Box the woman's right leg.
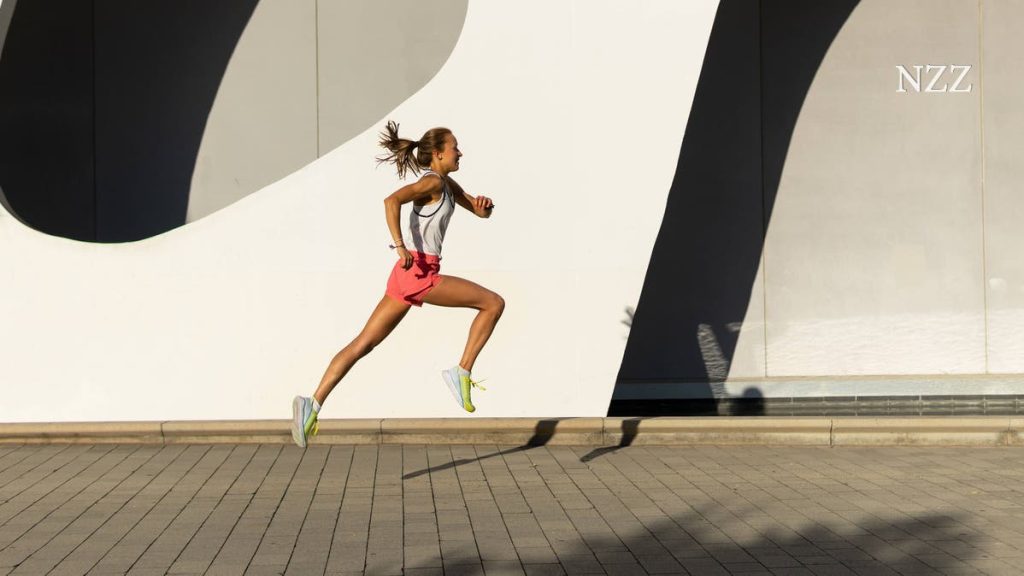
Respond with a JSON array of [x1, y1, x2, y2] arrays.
[[312, 295, 411, 406], [420, 275, 505, 373]]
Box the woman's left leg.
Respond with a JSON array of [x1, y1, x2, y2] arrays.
[[312, 295, 411, 406], [420, 275, 505, 371]]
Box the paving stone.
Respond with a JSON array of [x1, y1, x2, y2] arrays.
[[523, 565, 567, 576], [405, 569, 444, 576], [482, 560, 527, 576], [515, 546, 559, 564], [445, 563, 486, 576], [0, 444, 1019, 574]]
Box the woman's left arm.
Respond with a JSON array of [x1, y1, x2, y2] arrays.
[[448, 177, 494, 219]]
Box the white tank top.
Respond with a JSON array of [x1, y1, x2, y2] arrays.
[[402, 170, 455, 256]]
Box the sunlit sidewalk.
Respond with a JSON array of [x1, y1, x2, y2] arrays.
[[0, 443, 1022, 575]]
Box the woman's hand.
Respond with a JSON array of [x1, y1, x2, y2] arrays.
[[396, 246, 413, 270], [474, 195, 494, 216]]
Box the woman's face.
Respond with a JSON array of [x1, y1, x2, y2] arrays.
[[437, 134, 462, 172]]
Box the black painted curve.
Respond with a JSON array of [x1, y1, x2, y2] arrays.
[[610, 0, 860, 416], [0, 0, 258, 242]]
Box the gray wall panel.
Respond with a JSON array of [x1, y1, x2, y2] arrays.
[[317, 0, 467, 154], [763, 0, 984, 376], [0, 0, 16, 58], [982, 0, 1024, 372], [185, 0, 317, 223]]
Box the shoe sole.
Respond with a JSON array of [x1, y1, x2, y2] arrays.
[[291, 396, 306, 448], [441, 369, 463, 410], [442, 369, 476, 413]]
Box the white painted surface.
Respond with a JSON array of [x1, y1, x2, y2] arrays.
[[0, 0, 718, 421]]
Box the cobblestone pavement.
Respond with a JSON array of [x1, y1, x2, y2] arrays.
[[0, 444, 1023, 575]]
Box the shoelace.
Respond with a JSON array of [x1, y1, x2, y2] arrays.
[[468, 377, 487, 391], [306, 411, 320, 437]]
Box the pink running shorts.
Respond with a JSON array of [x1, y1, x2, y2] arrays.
[[385, 251, 443, 307]]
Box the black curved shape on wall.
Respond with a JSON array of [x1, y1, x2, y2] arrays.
[[610, 0, 860, 416], [0, 0, 257, 242], [0, 0, 95, 239]]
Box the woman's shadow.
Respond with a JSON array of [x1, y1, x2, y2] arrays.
[[403, 417, 655, 479], [402, 419, 563, 479]]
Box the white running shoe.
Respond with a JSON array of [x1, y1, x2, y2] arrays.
[[441, 366, 464, 409], [441, 365, 485, 413], [291, 396, 319, 448]]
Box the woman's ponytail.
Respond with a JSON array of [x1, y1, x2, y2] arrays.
[[376, 120, 452, 179], [377, 120, 421, 179]]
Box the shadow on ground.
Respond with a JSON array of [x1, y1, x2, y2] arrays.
[[409, 479, 982, 574], [403, 419, 646, 479], [403, 420, 568, 480]]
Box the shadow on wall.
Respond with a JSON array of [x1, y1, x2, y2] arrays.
[[93, 0, 261, 243], [0, 0, 258, 242], [0, 0, 15, 222], [0, 0, 468, 243], [0, 183, 27, 226], [611, 0, 860, 416]]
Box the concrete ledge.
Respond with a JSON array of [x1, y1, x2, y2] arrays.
[[0, 421, 164, 444], [832, 417, 1015, 446], [310, 419, 382, 445], [2, 417, 1024, 446], [604, 417, 832, 445], [1010, 418, 1024, 445], [381, 418, 604, 445], [162, 420, 293, 445]]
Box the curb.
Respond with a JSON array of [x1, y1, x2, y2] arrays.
[[2, 417, 1023, 446]]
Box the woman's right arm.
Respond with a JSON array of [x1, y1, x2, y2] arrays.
[[383, 176, 442, 269]]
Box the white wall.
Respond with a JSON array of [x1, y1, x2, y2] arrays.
[[0, 0, 718, 421], [7, 0, 1024, 422]]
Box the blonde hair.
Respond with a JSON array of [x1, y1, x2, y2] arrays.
[[376, 120, 452, 179]]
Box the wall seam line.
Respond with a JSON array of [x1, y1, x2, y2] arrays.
[[978, 0, 989, 374], [314, 0, 320, 158], [92, 0, 98, 241], [759, 0, 769, 380]]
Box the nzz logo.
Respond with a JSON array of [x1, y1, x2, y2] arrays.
[[896, 65, 973, 93]]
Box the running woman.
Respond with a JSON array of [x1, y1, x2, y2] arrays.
[[291, 121, 504, 448]]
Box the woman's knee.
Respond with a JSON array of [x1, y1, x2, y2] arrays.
[[487, 292, 505, 315]]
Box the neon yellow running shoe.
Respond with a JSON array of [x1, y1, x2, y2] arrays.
[[441, 366, 486, 413], [291, 396, 319, 448]]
